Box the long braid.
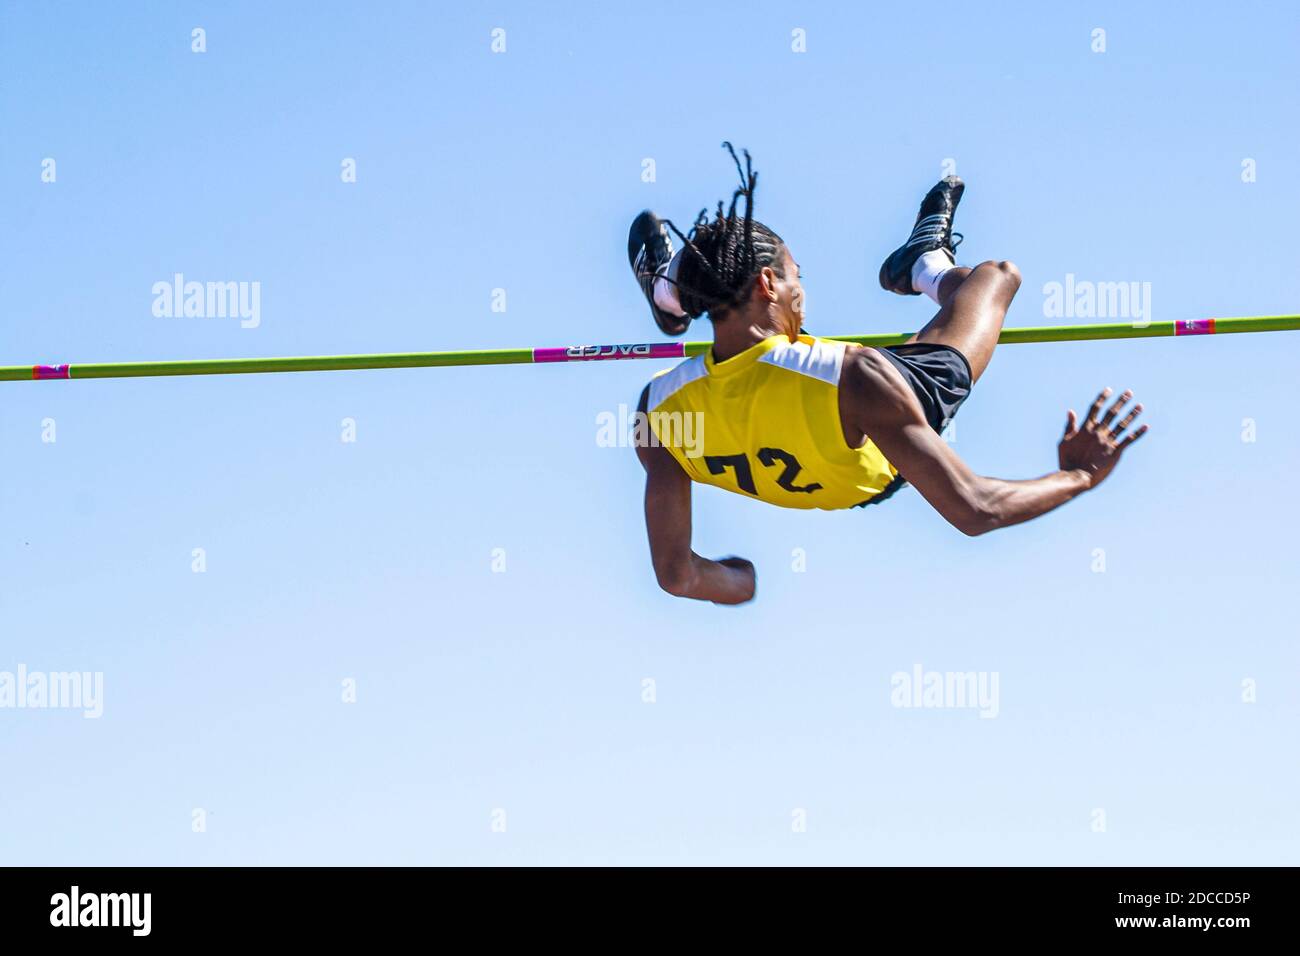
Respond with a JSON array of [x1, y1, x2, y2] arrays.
[[662, 143, 784, 321]]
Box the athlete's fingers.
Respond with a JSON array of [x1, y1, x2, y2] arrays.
[[1117, 424, 1149, 450], [1110, 404, 1143, 439], [1098, 390, 1133, 428], [1063, 409, 1078, 438], [1085, 388, 1112, 426]]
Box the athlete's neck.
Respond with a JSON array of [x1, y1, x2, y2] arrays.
[[709, 307, 799, 363]]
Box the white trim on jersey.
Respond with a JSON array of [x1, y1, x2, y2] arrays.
[[758, 338, 845, 385], [646, 355, 708, 410]]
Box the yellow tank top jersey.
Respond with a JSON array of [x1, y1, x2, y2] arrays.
[[643, 334, 897, 510]]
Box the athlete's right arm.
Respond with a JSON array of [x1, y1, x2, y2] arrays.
[[636, 386, 756, 604], [839, 346, 1130, 536]]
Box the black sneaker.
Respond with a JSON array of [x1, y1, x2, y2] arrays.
[[878, 176, 965, 296], [628, 210, 689, 336]]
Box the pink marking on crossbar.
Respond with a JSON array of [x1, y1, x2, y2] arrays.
[[533, 343, 686, 363], [33, 364, 71, 380], [1175, 318, 1216, 336]]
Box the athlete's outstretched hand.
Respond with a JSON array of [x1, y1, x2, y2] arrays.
[[1059, 388, 1148, 489]]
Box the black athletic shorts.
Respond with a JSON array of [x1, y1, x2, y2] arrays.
[[855, 343, 973, 507]]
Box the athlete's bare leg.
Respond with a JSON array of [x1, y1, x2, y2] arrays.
[[905, 260, 1020, 383]]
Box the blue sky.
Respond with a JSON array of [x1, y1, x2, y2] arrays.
[[1, 1, 1297, 865]]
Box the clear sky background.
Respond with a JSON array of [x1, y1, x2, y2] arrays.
[[1, 1, 1297, 865]]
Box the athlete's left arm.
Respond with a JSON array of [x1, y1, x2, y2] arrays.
[[839, 347, 1127, 535], [635, 386, 756, 605]]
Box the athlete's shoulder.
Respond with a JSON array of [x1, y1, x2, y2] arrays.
[[840, 344, 919, 423]]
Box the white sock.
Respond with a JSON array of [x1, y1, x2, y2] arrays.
[[652, 252, 686, 317], [911, 249, 956, 304]]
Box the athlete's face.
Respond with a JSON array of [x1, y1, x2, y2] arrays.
[[746, 246, 804, 337], [774, 247, 806, 335]]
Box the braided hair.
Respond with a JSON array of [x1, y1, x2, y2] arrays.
[[664, 143, 785, 322]]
